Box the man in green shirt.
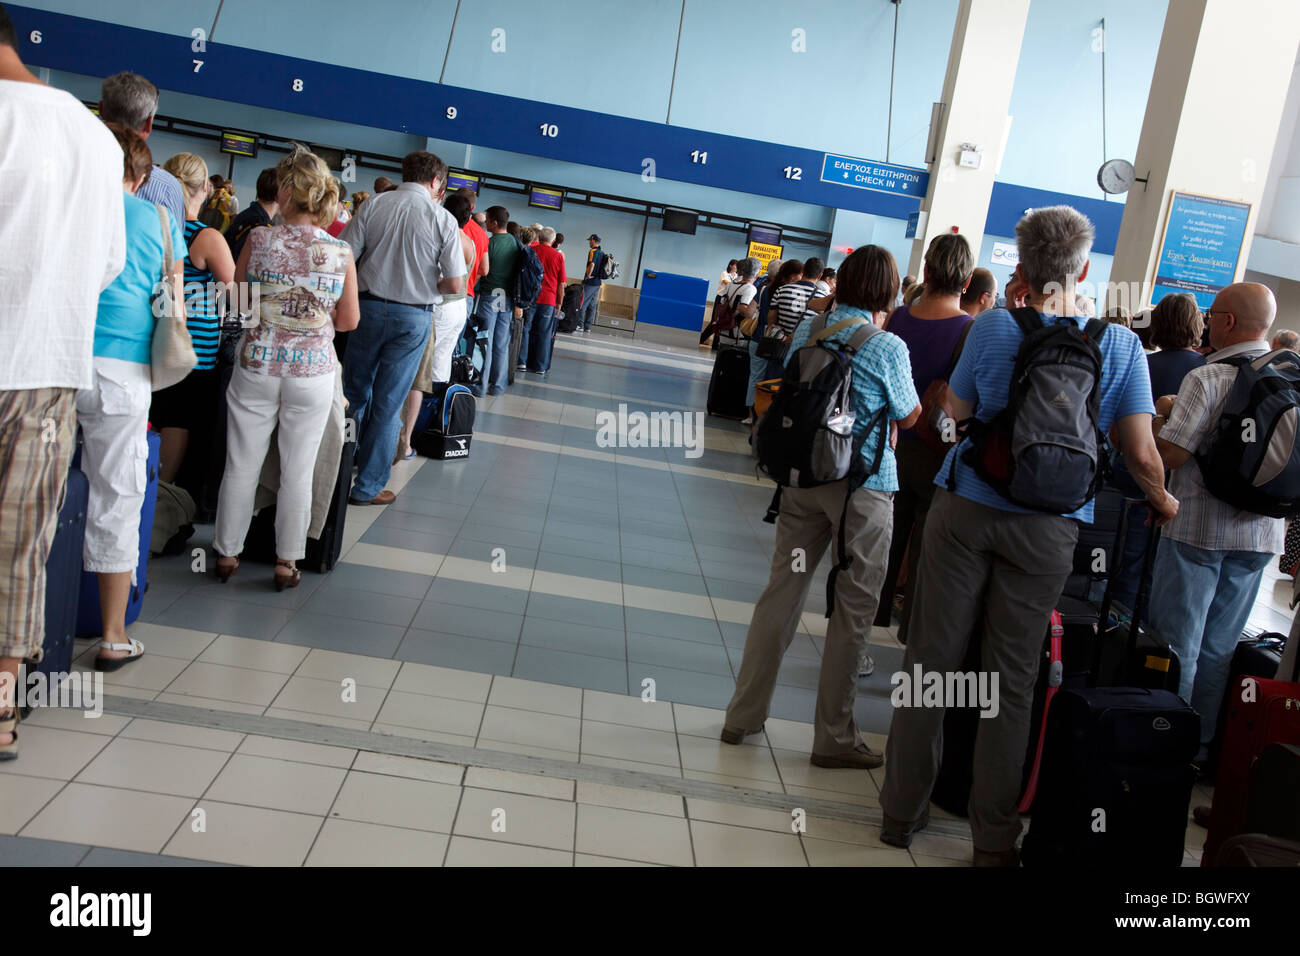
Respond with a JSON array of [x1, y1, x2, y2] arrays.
[[472, 205, 518, 396]]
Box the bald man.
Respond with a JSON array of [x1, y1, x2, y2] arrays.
[[1149, 282, 1285, 769], [1272, 328, 1299, 351]]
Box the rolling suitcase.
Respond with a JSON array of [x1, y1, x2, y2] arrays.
[[1243, 743, 1300, 843], [34, 465, 88, 683], [1092, 520, 1181, 692], [1022, 500, 1200, 867], [74, 429, 161, 638], [1203, 653, 1300, 866], [1215, 833, 1300, 866], [243, 436, 355, 574], [1020, 686, 1199, 867], [707, 344, 750, 419], [1205, 631, 1286, 776]]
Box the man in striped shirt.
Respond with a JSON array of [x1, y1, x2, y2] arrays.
[[769, 257, 824, 336]]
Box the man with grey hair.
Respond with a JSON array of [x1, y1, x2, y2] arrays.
[[1271, 328, 1299, 351], [700, 256, 761, 345], [878, 205, 1179, 866], [526, 226, 566, 374], [98, 71, 185, 230]]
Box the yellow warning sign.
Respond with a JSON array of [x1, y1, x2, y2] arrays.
[[747, 241, 784, 270]]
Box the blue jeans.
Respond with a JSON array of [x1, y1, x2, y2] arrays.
[[528, 304, 557, 371], [579, 284, 600, 331], [342, 298, 432, 501], [518, 304, 537, 371], [486, 299, 514, 395], [1146, 537, 1272, 750], [470, 294, 502, 397]]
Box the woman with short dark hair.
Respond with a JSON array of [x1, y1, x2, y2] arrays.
[[723, 245, 921, 769], [1148, 293, 1206, 400]]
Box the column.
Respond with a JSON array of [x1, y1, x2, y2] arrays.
[[907, 0, 1031, 276], [1108, 0, 1300, 311]]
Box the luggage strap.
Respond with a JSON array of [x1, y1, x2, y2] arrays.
[[1018, 609, 1063, 813]]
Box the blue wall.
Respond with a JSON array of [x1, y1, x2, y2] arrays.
[[23, 0, 1169, 302]]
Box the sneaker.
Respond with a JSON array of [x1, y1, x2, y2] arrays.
[[859, 655, 875, 678], [741, 416, 753, 425], [1192, 805, 1212, 828], [880, 809, 930, 848], [515, 363, 526, 371], [809, 742, 883, 770]]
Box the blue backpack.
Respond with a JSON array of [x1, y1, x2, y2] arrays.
[[513, 239, 545, 307]]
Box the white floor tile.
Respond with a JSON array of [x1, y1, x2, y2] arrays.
[[330, 770, 461, 832], [305, 818, 449, 867], [164, 800, 322, 866], [75, 736, 228, 797], [22, 782, 192, 853], [453, 787, 575, 851], [204, 753, 347, 815], [576, 803, 693, 866]]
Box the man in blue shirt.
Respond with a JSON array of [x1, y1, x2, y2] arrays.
[[723, 246, 920, 770], [98, 72, 185, 232], [878, 206, 1178, 866]]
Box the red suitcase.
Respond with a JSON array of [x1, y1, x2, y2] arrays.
[[1203, 654, 1300, 866]]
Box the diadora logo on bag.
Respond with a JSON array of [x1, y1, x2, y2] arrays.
[[445, 439, 469, 458]]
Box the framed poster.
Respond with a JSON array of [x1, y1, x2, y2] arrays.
[[1151, 192, 1252, 309]]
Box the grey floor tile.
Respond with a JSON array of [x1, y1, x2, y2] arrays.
[[80, 847, 235, 866], [385, 495, 472, 520], [619, 532, 697, 560], [373, 508, 467, 537], [154, 594, 296, 641], [705, 576, 768, 604], [621, 517, 692, 542], [359, 525, 456, 555], [423, 578, 529, 615], [520, 616, 626, 661], [543, 519, 620, 544], [513, 645, 630, 695], [395, 628, 518, 674], [525, 592, 625, 630], [540, 534, 622, 564], [767, 683, 820, 723], [456, 523, 544, 551], [622, 564, 709, 596], [624, 607, 723, 644], [627, 663, 736, 710], [0, 835, 90, 866], [412, 600, 523, 644], [274, 612, 406, 658], [535, 550, 623, 583], [628, 632, 733, 676], [302, 585, 422, 628], [326, 563, 434, 600], [620, 546, 703, 575]]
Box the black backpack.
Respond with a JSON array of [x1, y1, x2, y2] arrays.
[[951, 307, 1109, 514], [512, 239, 545, 307], [755, 314, 889, 617], [1196, 348, 1300, 517]]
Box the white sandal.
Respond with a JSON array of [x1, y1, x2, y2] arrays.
[[94, 638, 145, 672]]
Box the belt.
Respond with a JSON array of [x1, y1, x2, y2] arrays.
[[359, 291, 436, 311]]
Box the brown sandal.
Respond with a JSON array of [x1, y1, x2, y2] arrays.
[[274, 560, 301, 592]]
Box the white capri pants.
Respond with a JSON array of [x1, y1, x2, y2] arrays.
[[214, 365, 335, 562], [76, 356, 152, 576]]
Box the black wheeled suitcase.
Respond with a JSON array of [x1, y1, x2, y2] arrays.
[[243, 437, 355, 574], [36, 466, 88, 680], [707, 344, 750, 419], [1243, 743, 1300, 844], [1020, 686, 1199, 867]]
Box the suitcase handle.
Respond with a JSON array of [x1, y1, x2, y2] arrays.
[[1090, 496, 1163, 687]]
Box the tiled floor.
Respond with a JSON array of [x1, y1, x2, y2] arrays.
[[2, 331, 1271, 866]]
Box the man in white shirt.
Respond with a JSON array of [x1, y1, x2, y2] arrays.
[[1151, 282, 1285, 763], [339, 151, 466, 504], [0, 5, 125, 758]]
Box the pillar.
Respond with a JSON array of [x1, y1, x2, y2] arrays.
[[1108, 0, 1300, 312], [907, 0, 1031, 277]]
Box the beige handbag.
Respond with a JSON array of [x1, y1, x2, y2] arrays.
[[151, 206, 197, 391]]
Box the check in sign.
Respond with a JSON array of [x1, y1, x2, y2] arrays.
[[820, 153, 929, 197]]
